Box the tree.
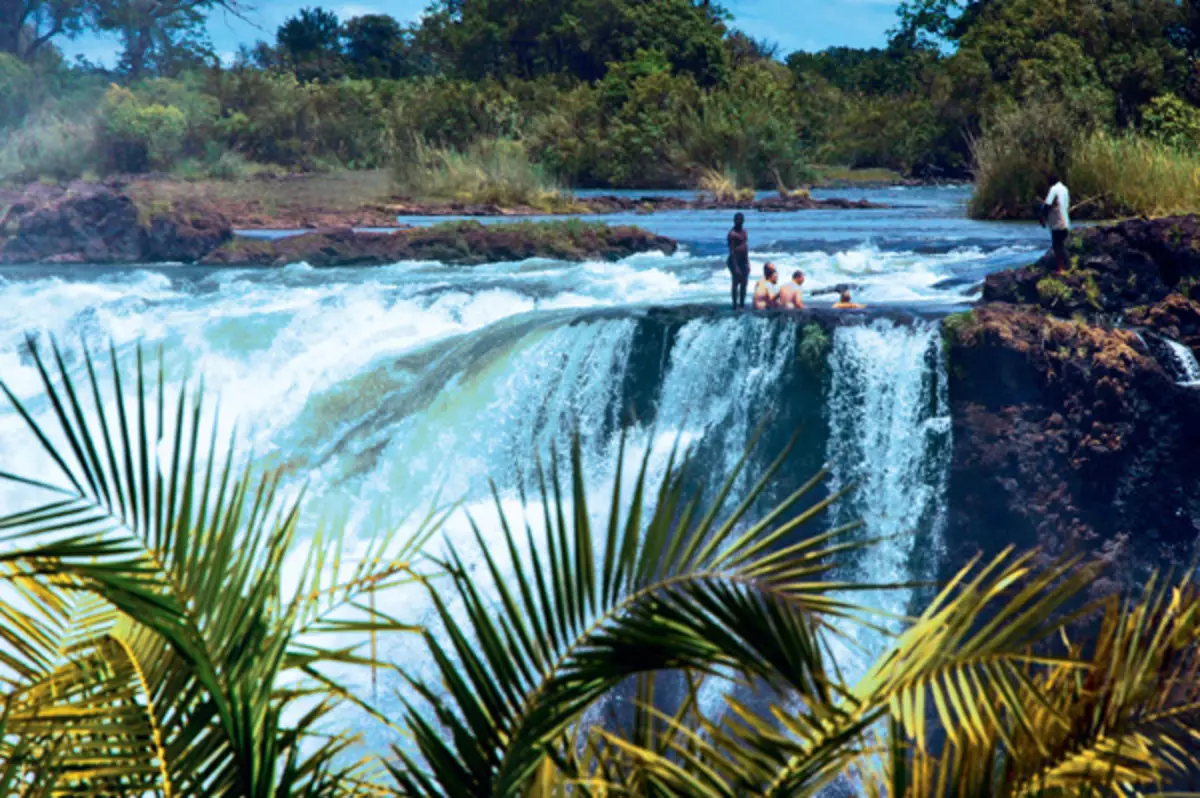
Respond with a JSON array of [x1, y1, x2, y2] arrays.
[[94, 0, 243, 78], [0, 0, 92, 62], [419, 0, 730, 85], [342, 13, 432, 79], [277, 6, 343, 81]]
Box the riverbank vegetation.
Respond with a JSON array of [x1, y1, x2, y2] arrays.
[[3, 341, 1200, 795], [5, 0, 1200, 215]]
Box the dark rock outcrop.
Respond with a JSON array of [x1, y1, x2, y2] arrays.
[[387, 193, 886, 217], [948, 218, 1200, 591], [0, 183, 234, 265], [200, 222, 678, 267], [0, 184, 146, 264], [144, 202, 233, 263]]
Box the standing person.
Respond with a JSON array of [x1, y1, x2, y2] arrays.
[[753, 263, 779, 309], [1040, 173, 1071, 272], [776, 270, 806, 309], [727, 212, 750, 310]]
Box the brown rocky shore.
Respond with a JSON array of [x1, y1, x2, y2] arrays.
[[386, 192, 885, 217], [943, 216, 1200, 594], [0, 183, 676, 266]]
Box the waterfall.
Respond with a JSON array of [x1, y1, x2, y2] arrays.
[[1164, 338, 1200, 387], [824, 319, 952, 678]]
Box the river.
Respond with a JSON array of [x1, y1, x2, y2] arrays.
[[0, 185, 1047, 752]]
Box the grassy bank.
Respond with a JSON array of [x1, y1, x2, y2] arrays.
[[969, 107, 1200, 220]]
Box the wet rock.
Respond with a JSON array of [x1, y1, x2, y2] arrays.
[[144, 203, 233, 263], [944, 305, 1200, 592], [0, 184, 144, 264], [200, 222, 678, 267]]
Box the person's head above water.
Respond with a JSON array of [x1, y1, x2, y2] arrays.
[[764, 263, 778, 282], [733, 212, 745, 229], [793, 270, 805, 285], [840, 289, 852, 303]]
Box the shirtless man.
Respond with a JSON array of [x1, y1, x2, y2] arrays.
[[726, 212, 750, 310], [776, 270, 805, 309], [832, 289, 864, 309], [753, 263, 778, 310]]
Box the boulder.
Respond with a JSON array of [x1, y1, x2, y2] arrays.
[[144, 203, 233, 263], [0, 184, 144, 264]]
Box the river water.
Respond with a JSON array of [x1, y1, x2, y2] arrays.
[[0, 186, 1046, 751]]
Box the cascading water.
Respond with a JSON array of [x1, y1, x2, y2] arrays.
[[1164, 338, 1200, 387], [824, 319, 952, 679]]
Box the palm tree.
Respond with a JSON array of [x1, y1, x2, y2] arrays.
[[2, 339, 1200, 797], [0, 338, 438, 796]]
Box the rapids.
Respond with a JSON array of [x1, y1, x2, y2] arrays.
[[0, 185, 1046, 751]]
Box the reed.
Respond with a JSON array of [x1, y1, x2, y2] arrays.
[[1068, 131, 1200, 218]]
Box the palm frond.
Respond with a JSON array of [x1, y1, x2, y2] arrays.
[[388, 430, 878, 797]]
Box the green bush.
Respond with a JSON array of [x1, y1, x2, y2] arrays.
[[0, 54, 35, 129], [1141, 93, 1200, 151], [97, 86, 189, 173]]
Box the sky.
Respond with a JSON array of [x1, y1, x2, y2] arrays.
[[65, 0, 903, 68]]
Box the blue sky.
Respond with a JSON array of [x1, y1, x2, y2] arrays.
[[66, 0, 902, 67]]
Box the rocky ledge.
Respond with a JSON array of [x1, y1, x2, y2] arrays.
[[946, 215, 1200, 593], [0, 184, 675, 266], [200, 222, 676, 267], [386, 193, 885, 217]]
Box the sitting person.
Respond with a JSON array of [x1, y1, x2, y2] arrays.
[[832, 289, 864, 309], [753, 263, 779, 310], [776, 270, 805, 309]]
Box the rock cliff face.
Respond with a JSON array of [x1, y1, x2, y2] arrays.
[[948, 216, 1200, 591], [0, 184, 675, 266]]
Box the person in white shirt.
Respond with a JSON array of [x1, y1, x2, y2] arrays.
[[1040, 174, 1071, 272]]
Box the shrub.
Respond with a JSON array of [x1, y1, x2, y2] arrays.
[[0, 112, 97, 183], [393, 137, 567, 207], [1141, 93, 1200, 151], [97, 86, 189, 173], [697, 167, 754, 201], [0, 54, 35, 128], [968, 99, 1081, 219]]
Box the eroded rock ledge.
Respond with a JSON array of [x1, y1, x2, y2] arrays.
[[946, 216, 1200, 591], [0, 184, 676, 266]]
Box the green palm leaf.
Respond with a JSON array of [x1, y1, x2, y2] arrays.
[[387, 430, 878, 797]]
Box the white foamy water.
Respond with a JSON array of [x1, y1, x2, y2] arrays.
[[1165, 338, 1200, 387], [825, 320, 952, 679], [0, 223, 972, 761]]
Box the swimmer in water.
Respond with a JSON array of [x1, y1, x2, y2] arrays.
[[753, 263, 778, 309], [833, 289, 864, 309], [776, 270, 805, 309]]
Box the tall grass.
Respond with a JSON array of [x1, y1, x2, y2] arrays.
[[1069, 132, 1200, 218], [697, 166, 755, 202], [970, 101, 1200, 219], [392, 137, 570, 208]]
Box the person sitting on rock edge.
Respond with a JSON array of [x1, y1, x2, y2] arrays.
[[833, 289, 864, 309], [753, 263, 779, 310], [777, 270, 805, 309]]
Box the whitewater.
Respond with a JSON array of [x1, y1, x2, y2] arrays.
[[0, 185, 1045, 750]]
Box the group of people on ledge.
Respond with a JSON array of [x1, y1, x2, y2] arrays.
[[726, 212, 863, 312]]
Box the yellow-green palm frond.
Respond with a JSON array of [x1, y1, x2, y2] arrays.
[[0, 338, 436, 796], [387, 432, 879, 797]]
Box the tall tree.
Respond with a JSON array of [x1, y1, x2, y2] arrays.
[[94, 0, 243, 78], [0, 0, 91, 62], [342, 13, 431, 78], [276, 6, 342, 81]]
